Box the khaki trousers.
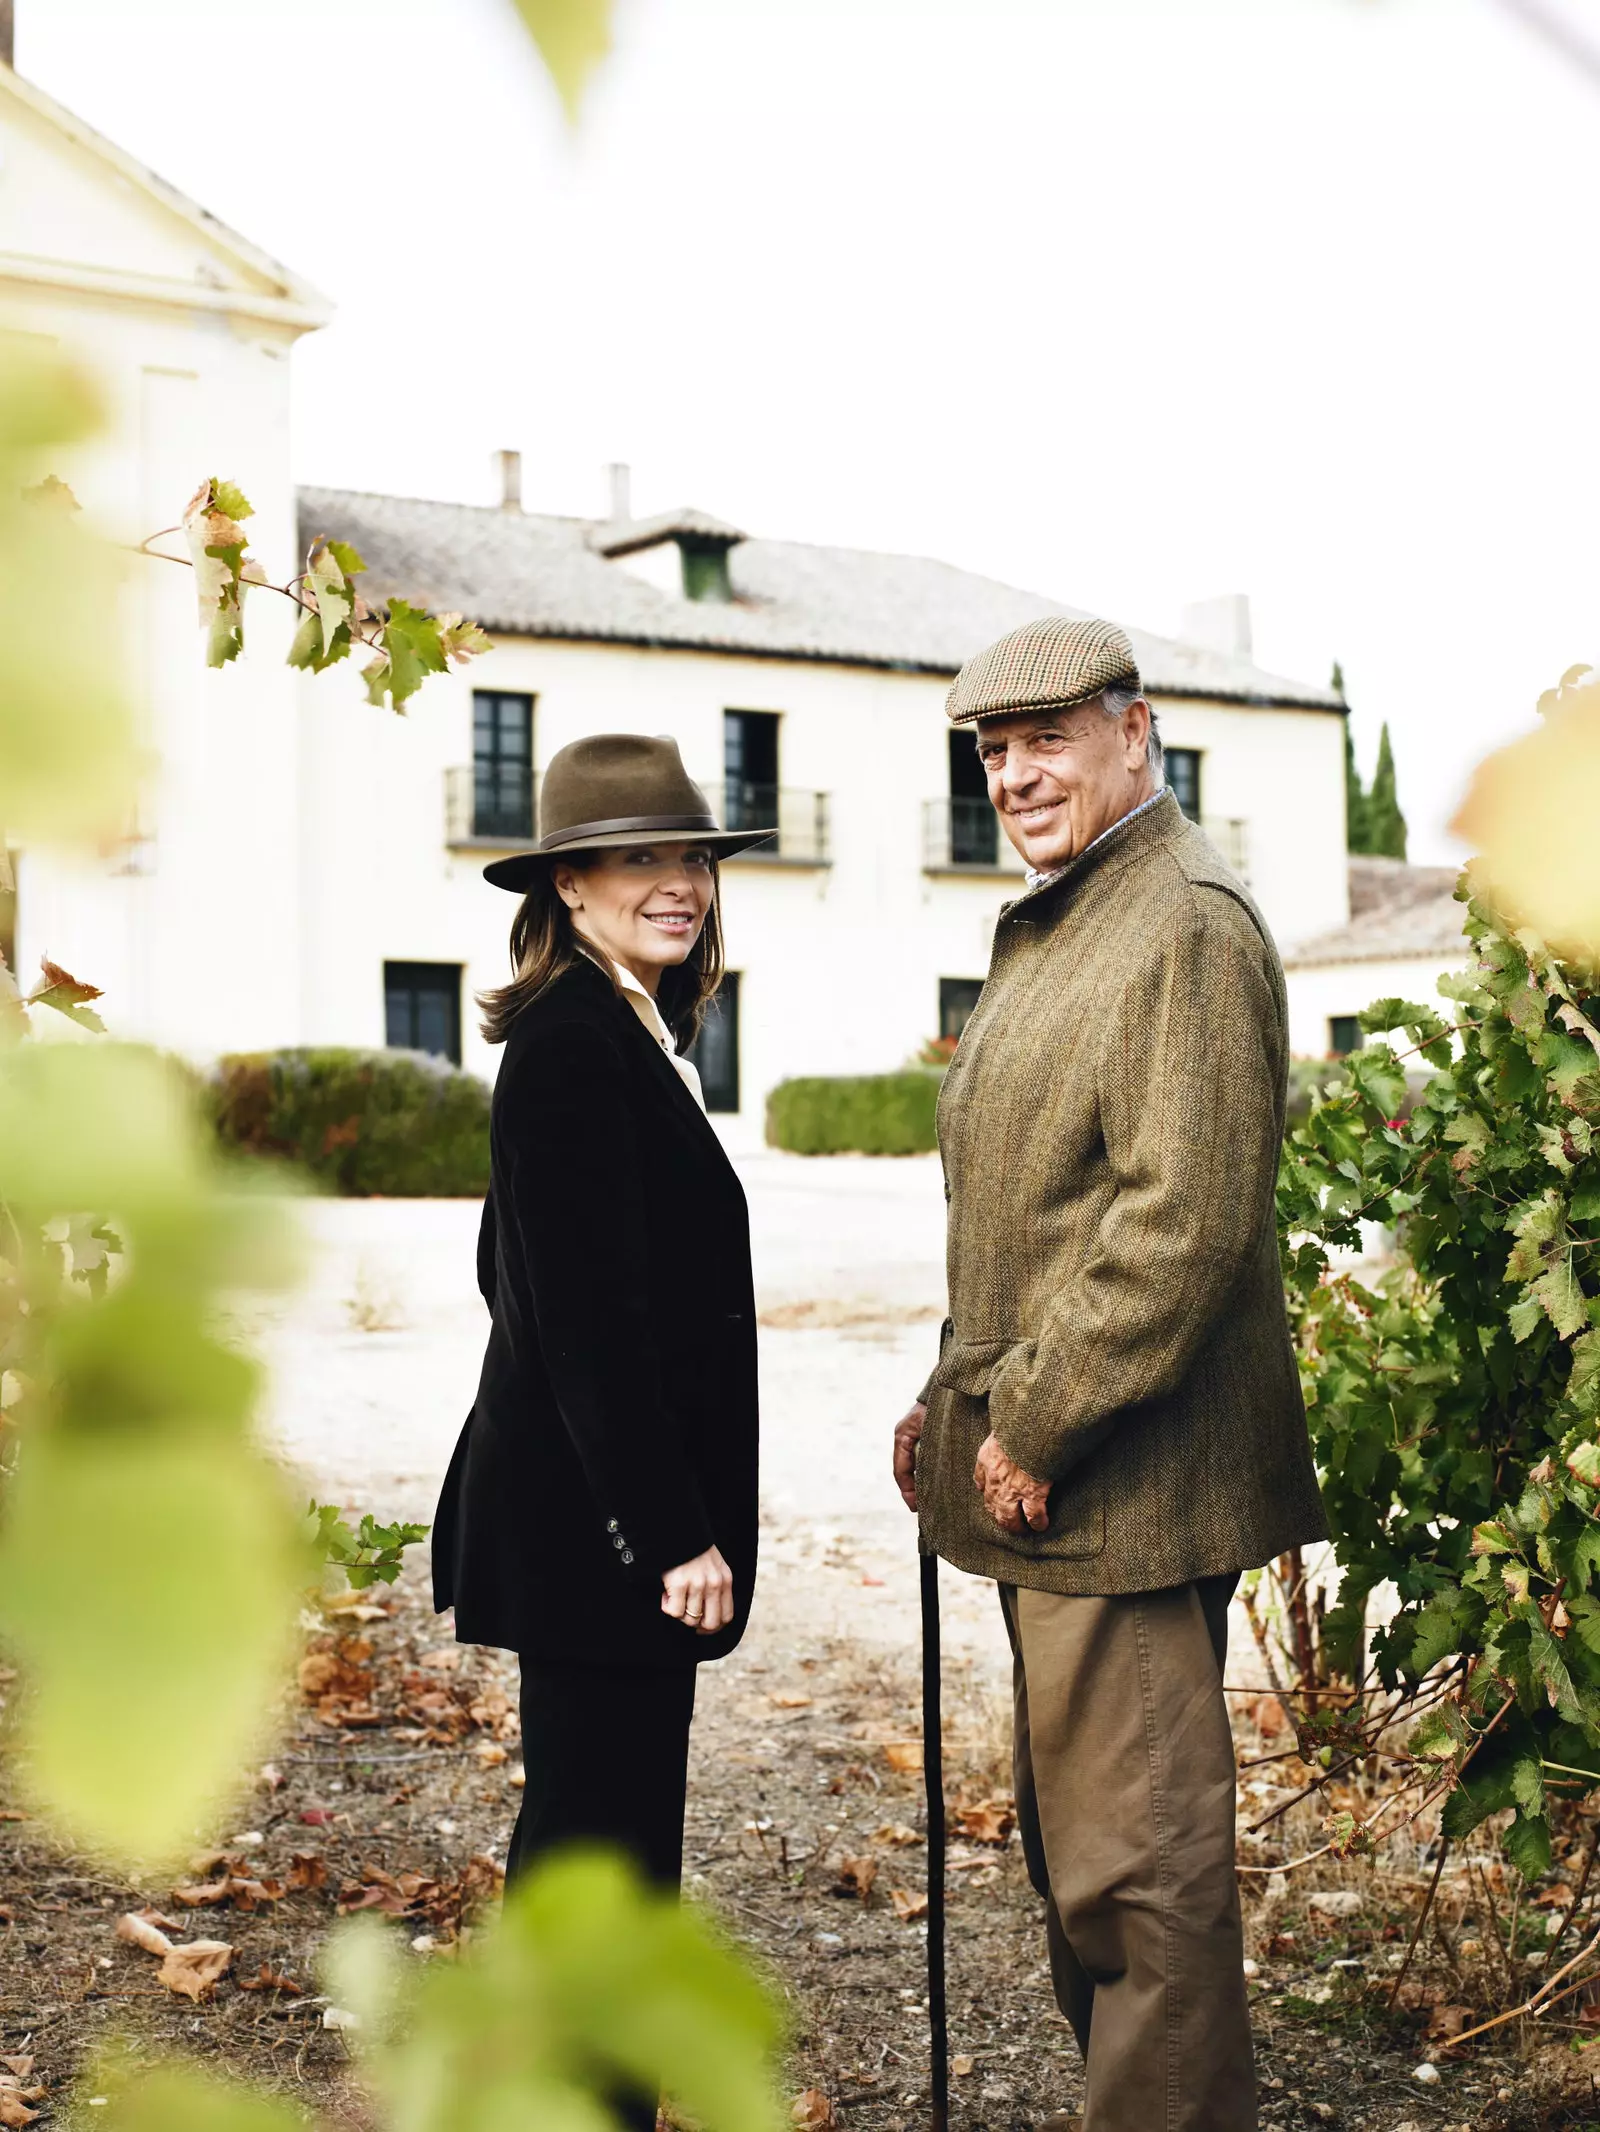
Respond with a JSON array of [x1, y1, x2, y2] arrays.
[[1000, 1577, 1257, 2132]]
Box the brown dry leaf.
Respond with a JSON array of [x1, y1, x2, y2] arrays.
[[298, 1651, 343, 1697], [1253, 1694, 1289, 1739], [770, 1693, 813, 1710], [0, 2093, 38, 2127], [790, 2092, 835, 2132], [288, 1852, 328, 1891], [953, 1797, 1016, 1845], [0, 2062, 31, 2082], [115, 1911, 174, 1957], [420, 1647, 461, 1672], [890, 1887, 928, 1921], [186, 1848, 229, 1876], [875, 1824, 924, 1848], [509, 1767, 526, 1789], [0, 1812, 27, 1824], [172, 1877, 233, 1907], [238, 1961, 304, 1995], [1426, 2003, 1474, 2042], [158, 1939, 234, 2001], [951, 2056, 975, 2079], [475, 1741, 508, 1767], [833, 1855, 878, 1902], [882, 1742, 921, 1774]]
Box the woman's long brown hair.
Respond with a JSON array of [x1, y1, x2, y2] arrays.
[[477, 852, 727, 1049]]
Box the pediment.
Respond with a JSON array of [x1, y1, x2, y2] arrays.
[[0, 64, 328, 330]]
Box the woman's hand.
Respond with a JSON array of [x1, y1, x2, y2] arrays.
[[661, 1545, 734, 1635]]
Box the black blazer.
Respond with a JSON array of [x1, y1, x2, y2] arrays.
[[432, 957, 759, 1668]]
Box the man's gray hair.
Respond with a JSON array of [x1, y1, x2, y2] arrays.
[[1102, 682, 1163, 778]]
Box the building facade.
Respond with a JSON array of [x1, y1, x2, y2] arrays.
[[11, 62, 1433, 1152]]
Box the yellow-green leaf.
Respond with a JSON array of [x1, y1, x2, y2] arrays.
[[511, 0, 614, 123]]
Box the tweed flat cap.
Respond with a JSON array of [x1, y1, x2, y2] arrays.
[[946, 615, 1140, 726]]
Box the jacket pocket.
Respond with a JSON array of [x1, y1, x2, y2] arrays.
[[929, 1346, 1105, 1563], [931, 1336, 1034, 1399]]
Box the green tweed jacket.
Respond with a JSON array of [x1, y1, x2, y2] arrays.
[[916, 789, 1327, 1594]]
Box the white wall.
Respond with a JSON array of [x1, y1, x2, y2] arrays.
[[295, 633, 1353, 1147], [2, 73, 316, 1053], [1284, 955, 1466, 1060]]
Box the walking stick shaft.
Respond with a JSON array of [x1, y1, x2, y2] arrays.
[[920, 1549, 949, 2132]]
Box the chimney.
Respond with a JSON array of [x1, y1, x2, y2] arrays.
[[605, 461, 631, 524], [494, 449, 522, 513], [1, 1, 15, 70], [1179, 593, 1253, 660]]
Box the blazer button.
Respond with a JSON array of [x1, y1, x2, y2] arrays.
[[613, 1535, 625, 1549], [621, 1550, 634, 1565], [606, 1520, 619, 1533]]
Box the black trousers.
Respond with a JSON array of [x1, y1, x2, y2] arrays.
[[507, 1659, 698, 1892]]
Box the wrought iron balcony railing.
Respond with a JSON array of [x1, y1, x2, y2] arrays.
[[922, 797, 1026, 874], [705, 783, 831, 865], [1202, 816, 1249, 878], [445, 764, 541, 848]]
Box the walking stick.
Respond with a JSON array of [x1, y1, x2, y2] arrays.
[[920, 1548, 949, 2132]]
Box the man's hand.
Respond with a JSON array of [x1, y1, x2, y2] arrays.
[[893, 1401, 926, 1512], [974, 1433, 1051, 1534]]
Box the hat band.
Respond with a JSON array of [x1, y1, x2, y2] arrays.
[[537, 808, 722, 851]]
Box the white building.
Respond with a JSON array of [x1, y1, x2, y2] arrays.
[[1283, 857, 1467, 1058], [6, 58, 1448, 1150]]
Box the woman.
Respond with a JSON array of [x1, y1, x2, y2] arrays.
[[432, 732, 765, 1905]]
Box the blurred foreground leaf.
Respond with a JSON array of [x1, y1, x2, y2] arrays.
[[0, 1044, 306, 1864], [1452, 663, 1600, 966], [339, 1848, 783, 2132], [0, 342, 140, 842], [89, 2054, 304, 2131], [511, 0, 614, 121]]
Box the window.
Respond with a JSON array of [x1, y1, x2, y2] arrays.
[[688, 973, 740, 1113], [723, 711, 780, 832], [681, 543, 732, 603], [947, 730, 998, 865], [1328, 1015, 1361, 1057], [1166, 748, 1202, 822], [472, 691, 534, 839], [939, 978, 985, 1043], [385, 961, 463, 1065]]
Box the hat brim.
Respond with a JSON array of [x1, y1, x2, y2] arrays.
[[949, 676, 1139, 728], [483, 824, 775, 891]]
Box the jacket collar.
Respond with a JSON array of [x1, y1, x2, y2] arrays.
[[1004, 787, 1183, 924]]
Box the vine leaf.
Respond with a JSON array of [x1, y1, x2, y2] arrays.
[[288, 537, 363, 674], [511, 0, 614, 122], [1535, 1258, 1588, 1340], [28, 958, 106, 1034], [182, 479, 255, 669]]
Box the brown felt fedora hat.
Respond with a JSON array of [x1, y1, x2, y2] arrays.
[[483, 733, 773, 891]]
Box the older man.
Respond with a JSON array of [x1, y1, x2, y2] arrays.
[[894, 616, 1326, 2132]]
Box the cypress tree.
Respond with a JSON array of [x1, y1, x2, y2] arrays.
[[1364, 722, 1409, 860], [1343, 720, 1369, 854]]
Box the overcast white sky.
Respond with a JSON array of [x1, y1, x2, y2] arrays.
[[19, 0, 1600, 860]]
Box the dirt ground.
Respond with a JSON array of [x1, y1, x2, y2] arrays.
[[5, 1171, 1600, 2127], [1, 1546, 1596, 2131]]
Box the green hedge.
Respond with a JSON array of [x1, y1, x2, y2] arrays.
[[766, 1071, 942, 1156], [210, 1048, 490, 1197]]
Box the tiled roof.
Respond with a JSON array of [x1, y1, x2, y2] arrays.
[[1285, 857, 1467, 969], [297, 485, 1344, 710]]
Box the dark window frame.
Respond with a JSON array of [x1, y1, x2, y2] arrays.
[[384, 960, 464, 1066], [688, 972, 741, 1114], [1166, 747, 1202, 822], [723, 710, 782, 834], [1328, 1014, 1362, 1058], [472, 690, 535, 840], [939, 978, 986, 1044]]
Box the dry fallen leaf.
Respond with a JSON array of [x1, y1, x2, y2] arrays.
[[882, 1742, 921, 1774], [238, 1961, 304, 1995], [115, 1912, 174, 1957], [770, 1693, 813, 1709], [890, 1887, 929, 1921], [953, 1796, 1016, 1846], [875, 1823, 924, 1848], [833, 1855, 878, 1902], [475, 1741, 508, 1767], [158, 1940, 234, 2001], [0, 2062, 31, 2082], [790, 2091, 835, 2132], [951, 2055, 975, 2078], [1252, 1694, 1289, 1739], [419, 1647, 461, 1672], [0, 2092, 39, 2127], [287, 1852, 328, 1891]]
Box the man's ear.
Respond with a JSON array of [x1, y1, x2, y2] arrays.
[[551, 862, 584, 911], [1123, 698, 1152, 771]]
